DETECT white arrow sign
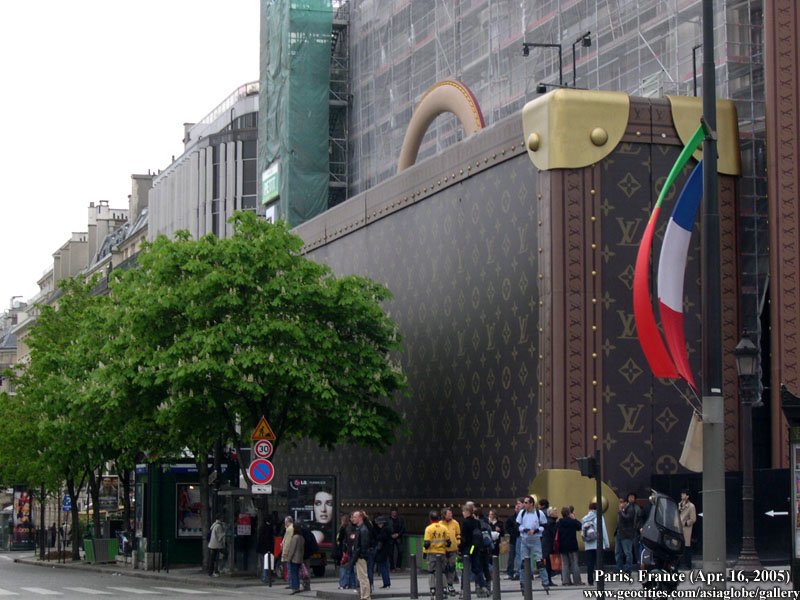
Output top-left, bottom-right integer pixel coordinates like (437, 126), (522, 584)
(765, 510), (788, 517)
(252, 484), (273, 494)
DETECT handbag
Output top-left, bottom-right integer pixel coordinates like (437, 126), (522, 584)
(549, 552), (562, 571)
(552, 530), (560, 554)
(498, 538), (509, 555)
(341, 551), (350, 566)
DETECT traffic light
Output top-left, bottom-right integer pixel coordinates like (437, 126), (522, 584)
(577, 456), (597, 478)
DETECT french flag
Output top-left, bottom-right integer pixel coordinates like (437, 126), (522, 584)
(656, 161), (703, 392)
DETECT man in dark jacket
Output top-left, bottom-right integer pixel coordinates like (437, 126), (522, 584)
(459, 504), (489, 597)
(615, 495), (637, 574)
(352, 511), (372, 600)
(505, 498), (523, 580)
(389, 508), (405, 571)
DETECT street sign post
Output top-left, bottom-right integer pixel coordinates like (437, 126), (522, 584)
(62, 495), (72, 512)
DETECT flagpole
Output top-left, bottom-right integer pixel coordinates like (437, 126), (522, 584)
(701, 0), (726, 581)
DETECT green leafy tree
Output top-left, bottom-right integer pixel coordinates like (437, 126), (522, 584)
(2, 277), (111, 559)
(109, 212), (407, 537)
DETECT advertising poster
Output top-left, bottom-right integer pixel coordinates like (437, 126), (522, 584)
(287, 476), (335, 547)
(13, 488), (33, 546)
(134, 483), (144, 538)
(99, 476), (120, 512)
(176, 483), (203, 538)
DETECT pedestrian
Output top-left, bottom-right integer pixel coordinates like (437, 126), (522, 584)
(256, 515), (275, 582)
(678, 489), (697, 569)
(459, 504), (489, 597)
(581, 501), (609, 586)
(441, 507), (461, 596)
(423, 510), (453, 599)
(351, 510), (373, 600)
(627, 492), (643, 563)
(556, 506), (583, 585)
(474, 507), (492, 587)
(281, 516), (295, 586)
(336, 515), (356, 589)
(515, 495), (551, 590)
(505, 498), (523, 580)
(207, 513), (226, 577)
(615, 495), (636, 574)
(374, 517), (392, 588)
(541, 507), (558, 585)
(487, 509), (504, 560)
(286, 521), (305, 594)
(389, 508), (405, 571)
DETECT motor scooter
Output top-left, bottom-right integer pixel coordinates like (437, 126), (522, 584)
(639, 489), (685, 594)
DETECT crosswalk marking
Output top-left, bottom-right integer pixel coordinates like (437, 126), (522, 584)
(0, 589), (18, 596)
(63, 588), (112, 595)
(152, 587), (211, 595)
(107, 588), (161, 595)
(19, 589), (60, 596)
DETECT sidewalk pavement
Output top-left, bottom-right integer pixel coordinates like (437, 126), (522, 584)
(10, 554), (798, 598)
(10, 555), (568, 596)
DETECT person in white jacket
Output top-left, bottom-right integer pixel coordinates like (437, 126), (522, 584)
(207, 514), (227, 577)
(581, 502), (609, 586)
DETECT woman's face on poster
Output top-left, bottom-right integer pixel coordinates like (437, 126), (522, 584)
(314, 491), (334, 524)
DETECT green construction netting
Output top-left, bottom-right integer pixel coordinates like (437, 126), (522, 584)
(259, 0), (332, 227)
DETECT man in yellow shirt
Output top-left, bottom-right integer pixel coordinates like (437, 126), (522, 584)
(423, 510), (454, 599)
(441, 507), (461, 596)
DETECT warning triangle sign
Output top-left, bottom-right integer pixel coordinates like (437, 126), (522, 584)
(251, 416), (277, 441)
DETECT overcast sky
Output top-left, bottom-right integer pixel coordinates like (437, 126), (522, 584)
(0, 0), (259, 310)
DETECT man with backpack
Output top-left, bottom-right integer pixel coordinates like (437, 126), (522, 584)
(515, 496), (551, 590)
(581, 501), (609, 586)
(459, 504), (489, 597)
(423, 510), (454, 599)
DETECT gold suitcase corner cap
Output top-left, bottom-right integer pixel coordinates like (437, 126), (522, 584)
(522, 89), (630, 171)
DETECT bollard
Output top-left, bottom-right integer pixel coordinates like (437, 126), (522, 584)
(462, 554), (472, 600)
(492, 555), (500, 600)
(435, 556), (444, 600)
(521, 556), (532, 600)
(410, 554), (419, 599)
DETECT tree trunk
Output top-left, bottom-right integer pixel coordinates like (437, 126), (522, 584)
(121, 469), (132, 530)
(66, 478), (82, 561)
(87, 470), (101, 538)
(39, 484), (46, 560)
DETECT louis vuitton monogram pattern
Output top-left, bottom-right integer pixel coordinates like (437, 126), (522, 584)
(599, 121), (741, 493)
(279, 154), (543, 500)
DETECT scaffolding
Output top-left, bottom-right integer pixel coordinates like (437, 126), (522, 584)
(347, 0), (765, 206)
(329, 1), (350, 208)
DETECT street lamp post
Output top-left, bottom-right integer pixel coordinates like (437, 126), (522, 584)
(522, 42), (563, 86)
(734, 336), (762, 573)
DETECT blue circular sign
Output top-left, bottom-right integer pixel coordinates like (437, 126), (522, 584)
(248, 459), (275, 485)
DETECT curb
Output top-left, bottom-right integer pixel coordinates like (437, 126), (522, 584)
(13, 557), (265, 589)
